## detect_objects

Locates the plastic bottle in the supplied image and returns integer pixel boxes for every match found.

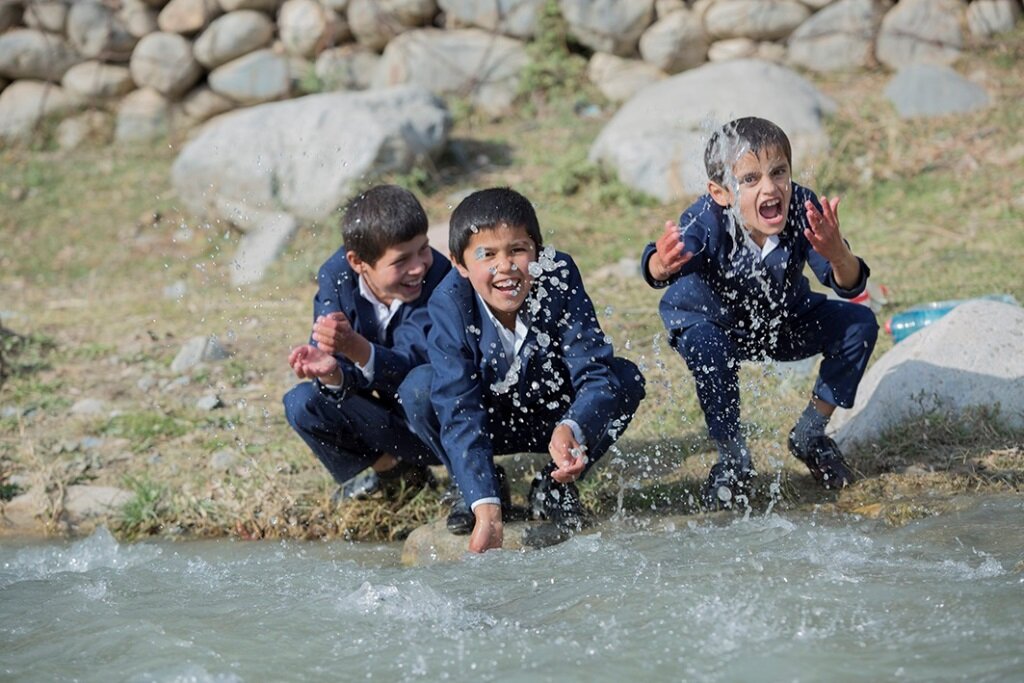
[886,294,1019,343]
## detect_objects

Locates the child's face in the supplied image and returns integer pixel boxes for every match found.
[350,233,433,305]
[454,223,537,330]
[709,146,792,247]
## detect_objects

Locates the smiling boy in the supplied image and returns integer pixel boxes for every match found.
[284,185,450,502]
[641,117,878,510]
[399,187,645,553]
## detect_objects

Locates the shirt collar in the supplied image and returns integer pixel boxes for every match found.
[358,276,403,337]
[477,293,528,360]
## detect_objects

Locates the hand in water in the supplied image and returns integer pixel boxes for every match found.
[469,503,503,553]
[288,344,340,383]
[549,423,586,483]
[650,220,695,281]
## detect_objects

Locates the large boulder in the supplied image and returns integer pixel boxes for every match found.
[278,0,337,58]
[158,0,222,34]
[170,85,451,230]
[0,80,75,143]
[832,300,1024,448]
[788,0,890,73]
[373,28,528,116]
[876,0,966,69]
[966,0,1022,38]
[638,7,708,73]
[0,28,80,81]
[67,0,138,62]
[589,59,835,202]
[193,9,276,69]
[587,52,666,103]
[438,0,546,39]
[129,32,203,99]
[61,61,135,102]
[559,0,655,56]
[401,518,572,565]
[115,87,173,142]
[23,1,69,33]
[884,64,990,119]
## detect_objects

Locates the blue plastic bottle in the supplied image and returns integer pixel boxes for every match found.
[886,294,1019,343]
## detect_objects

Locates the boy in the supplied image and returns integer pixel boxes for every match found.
[641,117,878,511]
[399,187,645,553]
[283,185,450,502]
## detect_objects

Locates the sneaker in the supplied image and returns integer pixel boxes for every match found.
[333,461,436,504]
[444,465,512,536]
[700,462,755,512]
[528,463,589,532]
[788,429,855,490]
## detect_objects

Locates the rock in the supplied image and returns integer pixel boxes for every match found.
[170,85,450,229]
[884,63,990,118]
[315,45,380,90]
[22,1,69,32]
[193,9,275,69]
[219,0,281,10]
[121,0,161,38]
[0,80,75,143]
[638,7,708,73]
[63,485,135,528]
[196,392,222,410]
[788,0,890,73]
[832,300,1024,448]
[589,59,835,201]
[230,211,299,285]
[655,0,686,18]
[875,0,966,69]
[966,0,1022,38]
[177,84,236,125]
[61,61,135,102]
[170,335,231,373]
[279,0,335,58]
[703,0,810,40]
[438,0,545,39]
[130,32,203,99]
[56,110,112,150]
[590,257,640,280]
[707,37,757,61]
[401,518,572,565]
[207,48,292,104]
[586,52,666,103]
[209,448,238,471]
[158,0,222,34]
[67,0,138,62]
[0,28,80,81]
[560,0,655,57]
[137,374,158,391]
[0,2,22,32]
[347,0,437,51]
[373,28,528,116]
[115,87,173,142]
[70,398,106,416]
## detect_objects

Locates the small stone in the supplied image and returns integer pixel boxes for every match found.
[137,374,157,392]
[196,393,222,411]
[70,398,106,416]
[209,448,238,471]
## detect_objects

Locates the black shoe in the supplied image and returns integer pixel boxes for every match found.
[334,461,436,504]
[444,465,512,536]
[788,430,855,490]
[528,463,588,532]
[700,462,755,511]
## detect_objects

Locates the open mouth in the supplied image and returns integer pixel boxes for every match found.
[493,278,522,297]
[758,198,784,223]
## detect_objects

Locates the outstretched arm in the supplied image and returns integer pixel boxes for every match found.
[647,221,695,281]
[804,196,861,289]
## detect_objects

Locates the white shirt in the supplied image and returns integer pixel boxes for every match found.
[742,232,780,262]
[322,276,403,389]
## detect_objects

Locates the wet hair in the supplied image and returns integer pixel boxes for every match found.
[341,184,428,265]
[704,117,793,186]
[448,187,543,266]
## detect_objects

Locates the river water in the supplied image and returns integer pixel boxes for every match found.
[2,494,1022,682]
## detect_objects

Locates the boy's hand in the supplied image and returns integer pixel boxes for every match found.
[469,503,503,553]
[549,424,586,484]
[288,344,341,383]
[312,312,372,366]
[804,196,862,289]
[649,220,694,281]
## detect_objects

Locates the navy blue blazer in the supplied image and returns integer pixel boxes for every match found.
[641,182,869,348]
[311,246,450,402]
[427,251,624,504]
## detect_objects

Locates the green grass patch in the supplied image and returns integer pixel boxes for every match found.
[102,412,189,450]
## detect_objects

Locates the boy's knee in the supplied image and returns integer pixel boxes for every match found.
[847,304,879,348]
[282,382,316,428]
[679,322,731,364]
[611,357,646,411]
[398,365,434,423]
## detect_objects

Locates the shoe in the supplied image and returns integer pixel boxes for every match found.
[700,462,755,512]
[445,465,512,536]
[788,429,855,490]
[334,461,436,504]
[528,462,588,532]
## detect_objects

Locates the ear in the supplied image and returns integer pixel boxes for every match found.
[345,250,364,273]
[450,254,470,279]
[708,180,732,208]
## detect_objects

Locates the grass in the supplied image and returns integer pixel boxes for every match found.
[1,27,1022,541]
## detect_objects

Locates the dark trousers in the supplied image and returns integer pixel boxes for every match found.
[282,382,438,484]
[399,357,646,479]
[674,300,878,442]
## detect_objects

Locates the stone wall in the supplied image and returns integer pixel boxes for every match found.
[0,0,1021,146]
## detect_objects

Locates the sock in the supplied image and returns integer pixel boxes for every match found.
[715,433,751,471]
[792,401,830,450]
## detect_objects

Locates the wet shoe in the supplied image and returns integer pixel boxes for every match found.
[528,462,589,532]
[700,462,755,512]
[444,466,512,536]
[788,429,855,490]
[333,461,436,504]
